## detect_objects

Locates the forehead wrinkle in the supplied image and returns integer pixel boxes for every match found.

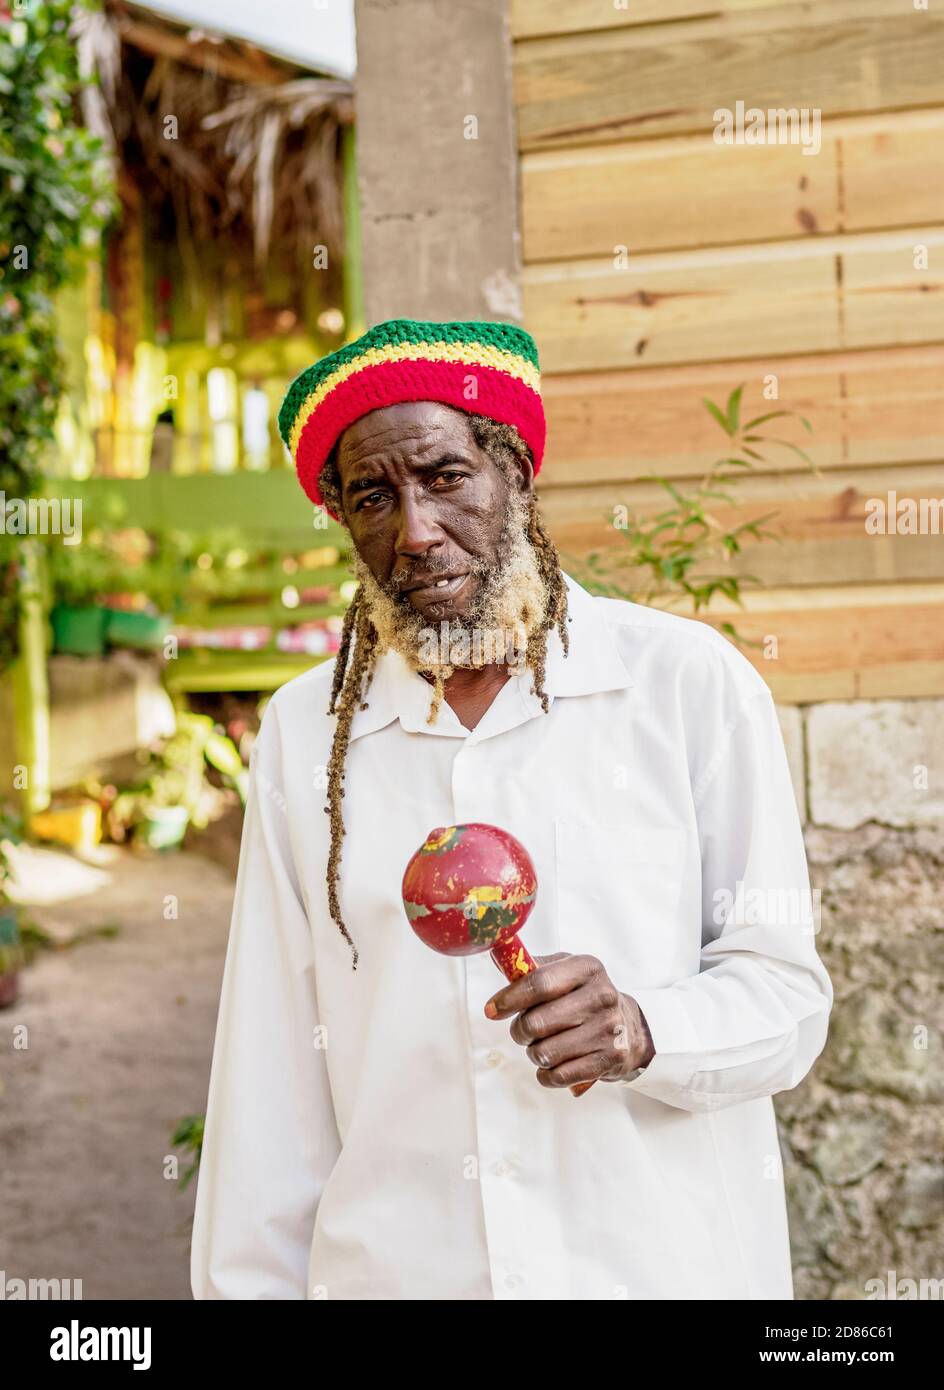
[345,420,468,458]
[339,424,483,491]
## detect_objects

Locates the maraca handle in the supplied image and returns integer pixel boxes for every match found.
[489,935,597,1099]
[490,934,536,981]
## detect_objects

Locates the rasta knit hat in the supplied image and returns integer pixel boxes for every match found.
[277,318,546,519]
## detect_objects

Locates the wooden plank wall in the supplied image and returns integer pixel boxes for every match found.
[511,0,944,700]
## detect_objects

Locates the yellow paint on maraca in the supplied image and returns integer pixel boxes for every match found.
[463,884,502,919]
[424,827,457,853]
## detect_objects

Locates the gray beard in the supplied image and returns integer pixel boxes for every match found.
[352,496,549,677]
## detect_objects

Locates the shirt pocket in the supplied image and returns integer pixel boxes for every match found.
[554,820,687,986]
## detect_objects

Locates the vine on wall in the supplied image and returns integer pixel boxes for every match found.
[0,0,113,668]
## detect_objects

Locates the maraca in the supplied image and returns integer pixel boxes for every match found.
[402,823,595,1097]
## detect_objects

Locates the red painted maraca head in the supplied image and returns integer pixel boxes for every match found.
[402,823,537,958]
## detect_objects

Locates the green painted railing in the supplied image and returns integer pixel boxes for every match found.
[39,472,353,695]
[41,471,346,547]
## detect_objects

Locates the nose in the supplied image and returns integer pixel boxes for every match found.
[394,485,444,560]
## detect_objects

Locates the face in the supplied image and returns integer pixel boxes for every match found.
[335,400,534,620]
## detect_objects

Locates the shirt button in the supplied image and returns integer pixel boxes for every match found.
[485,1050,503,1068]
[493,1158,513,1178]
[504,1274,519,1291]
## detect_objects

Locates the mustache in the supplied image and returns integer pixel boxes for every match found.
[374,502,525,601]
[386,554,492,595]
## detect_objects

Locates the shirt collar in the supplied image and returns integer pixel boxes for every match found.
[345,570,633,742]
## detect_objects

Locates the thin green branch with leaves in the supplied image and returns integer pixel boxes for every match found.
[573,385,815,642]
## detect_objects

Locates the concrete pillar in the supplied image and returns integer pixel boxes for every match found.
[353,0,522,325]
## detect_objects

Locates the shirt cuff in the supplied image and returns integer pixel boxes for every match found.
[617,984,702,1095]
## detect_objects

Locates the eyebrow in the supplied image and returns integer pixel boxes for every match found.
[343,451,476,498]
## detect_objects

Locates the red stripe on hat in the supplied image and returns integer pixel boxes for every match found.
[295,358,546,517]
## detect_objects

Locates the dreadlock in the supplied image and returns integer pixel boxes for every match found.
[319,412,570,970]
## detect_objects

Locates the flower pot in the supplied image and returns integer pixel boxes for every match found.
[50,604,107,656]
[0,908,23,1009]
[103,608,171,651]
[134,805,190,851]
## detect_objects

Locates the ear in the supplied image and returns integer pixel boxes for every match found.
[513,450,535,497]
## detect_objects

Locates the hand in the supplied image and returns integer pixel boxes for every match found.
[483,952,656,1091]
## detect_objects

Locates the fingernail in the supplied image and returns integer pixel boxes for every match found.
[484,1001,498,1019]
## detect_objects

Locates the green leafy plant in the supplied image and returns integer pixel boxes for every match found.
[0,804,23,899]
[43,527,122,608]
[0,805,25,978]
[43,524,273,617]
[170,1114,204,1191]
[108,712,248,841]
[574,386,814,640]
[43,522,177,613]
[0,0,115,667]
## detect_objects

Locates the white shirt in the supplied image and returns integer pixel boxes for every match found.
[190,571,832,1301]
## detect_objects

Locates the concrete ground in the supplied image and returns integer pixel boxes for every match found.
[0,828,240,1300]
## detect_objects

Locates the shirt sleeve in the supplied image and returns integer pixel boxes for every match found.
[190,694,341,1298]
[620,686,833,1112]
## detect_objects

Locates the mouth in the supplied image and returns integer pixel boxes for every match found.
[402,572,470,602]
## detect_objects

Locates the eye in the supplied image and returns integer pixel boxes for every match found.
[356,490,389,511]
[431,469,465,486]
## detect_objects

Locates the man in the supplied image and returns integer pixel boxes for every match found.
[191,318,832,1301]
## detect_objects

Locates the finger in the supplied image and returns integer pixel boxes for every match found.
[523,1020,602,1072]
[484,953,599,1020]
[508,980,603,1046]
[536,1049,611,1090]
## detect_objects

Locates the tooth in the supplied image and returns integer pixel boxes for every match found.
[435,579,449,587]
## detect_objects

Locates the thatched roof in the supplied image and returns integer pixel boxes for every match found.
[72,1,354,275]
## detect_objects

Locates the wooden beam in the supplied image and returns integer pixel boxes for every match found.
[523,228,944,373]
[539,345,944,482]
[539,461,944,520]
[554,571,944,699]
[522,110,944,263]
[695,600,944,701]
[115,12,297,86]
[514,1,944,150]
[511,0,792,42]
[541,468,944,588]
[644,580,944,614]
[567,580,944,700]
[842,112,944,234]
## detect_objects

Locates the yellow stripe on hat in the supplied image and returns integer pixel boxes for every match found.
[287,340,541,458]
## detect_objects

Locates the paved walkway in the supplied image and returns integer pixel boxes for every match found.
[0,839,236,1300]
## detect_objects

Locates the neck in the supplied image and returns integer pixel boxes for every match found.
[421,662,512,731]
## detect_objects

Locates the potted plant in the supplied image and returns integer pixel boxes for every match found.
[44,533,113,656]
[44,525,178,656]
[103,603,172,652]
[107,712,247,851]
[99,527,175,651]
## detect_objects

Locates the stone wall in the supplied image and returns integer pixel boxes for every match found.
[774,700,944,1300]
